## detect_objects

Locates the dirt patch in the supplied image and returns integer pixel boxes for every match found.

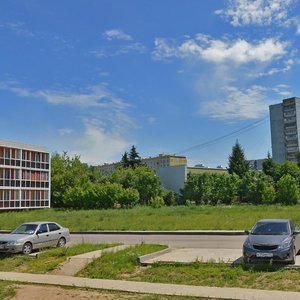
[10,284,145,300]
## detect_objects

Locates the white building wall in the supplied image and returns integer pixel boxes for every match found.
[155,165,187,194]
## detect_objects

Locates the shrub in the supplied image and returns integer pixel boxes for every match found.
[276,175,299,205]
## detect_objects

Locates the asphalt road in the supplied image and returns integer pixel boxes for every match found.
[70,233,246,249]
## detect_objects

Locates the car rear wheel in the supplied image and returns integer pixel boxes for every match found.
[22,242,33,255]
[57,237,66,247]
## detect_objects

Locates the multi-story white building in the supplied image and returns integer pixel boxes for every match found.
[270,97,300,164]
[0,140,50,210]
[99,154,187,175]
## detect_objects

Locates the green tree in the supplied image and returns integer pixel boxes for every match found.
[106,166,163,205]
[128,145,142,168]
[276,174,299,205]
[277,160,300,183]
[121,151,130,168]
[239,170,275,204]
[228,141,249,178]
[51,152,91,207]
[262,152,278,180]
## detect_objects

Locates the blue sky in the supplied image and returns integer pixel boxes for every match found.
[1,0,300,167]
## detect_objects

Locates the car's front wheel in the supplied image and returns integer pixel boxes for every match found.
[22,242,33,255]
[57,237,66,247]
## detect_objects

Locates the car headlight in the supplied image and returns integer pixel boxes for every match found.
[243,238,252,248]
[7,241,18,245]
[278,238,292,250]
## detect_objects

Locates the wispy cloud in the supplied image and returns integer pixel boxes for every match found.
[152,32,292,120]
[216,0,294,27]
[91,29,146,58]
[72,118,130,164]
[0,81,129,110]
[103,29,132,41]
[0,81,134,164]
[201,85,270,119]
[153,35,287,64]
[0,22,35,37]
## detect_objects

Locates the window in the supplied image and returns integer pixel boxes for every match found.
[38,224,48,233]
[48,223,60,231]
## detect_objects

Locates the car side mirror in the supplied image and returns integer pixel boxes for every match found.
[293,229,300,235]
[36,230,42,235]
[245,230,250,235]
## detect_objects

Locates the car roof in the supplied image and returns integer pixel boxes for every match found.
[21,221,58,225]
[256,219,290,223]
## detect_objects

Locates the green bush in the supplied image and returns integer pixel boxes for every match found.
[276,174,299,205]
[150,196,165,208]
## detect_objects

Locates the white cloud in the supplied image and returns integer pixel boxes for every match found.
[0,82,129,110]
[0,81,134,164]
[72,118,130,165]
[285,17,300,35]
[0,22,35,37]
[103,29,132,41]
[153,36,287,64]
[216,0,294,26]
[58,128,73,136]
[201,85,270,119]
[253,58,295,77]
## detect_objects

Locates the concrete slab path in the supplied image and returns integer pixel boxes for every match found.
[0,271,299,300]
[50,244,131,276]
[140,248,300,266]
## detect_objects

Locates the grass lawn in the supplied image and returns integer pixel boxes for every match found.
[1,205,300,231]
[78,244,300,292]
[0,243,117,274]
[0,281,15,300]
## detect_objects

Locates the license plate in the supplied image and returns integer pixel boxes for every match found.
[256,253,273,258]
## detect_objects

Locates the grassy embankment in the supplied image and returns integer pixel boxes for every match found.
[0,241,300,293]
[78,244,300,293]
[1,205,300,231]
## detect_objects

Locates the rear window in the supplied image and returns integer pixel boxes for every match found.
[48,223,60,232]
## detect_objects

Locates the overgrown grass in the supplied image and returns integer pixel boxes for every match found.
[78,244,166,279]
[0,281,15,299]
[1,205,300,231]
[0,243,117,274]
[78,244,300,292]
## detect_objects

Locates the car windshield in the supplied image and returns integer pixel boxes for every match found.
[251,222,290,235]
[12,224,38,235]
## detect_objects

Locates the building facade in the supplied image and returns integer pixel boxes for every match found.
[270,97,300,164]
[99,154,187,175]
[0,140,50,210]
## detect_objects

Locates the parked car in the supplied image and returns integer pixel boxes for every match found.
[0,222,70,255]
[243,219,300,264]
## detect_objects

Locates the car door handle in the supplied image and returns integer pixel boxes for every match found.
[46,235,49,237]
[59,233,61,235]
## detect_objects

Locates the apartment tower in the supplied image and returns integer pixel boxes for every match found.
[269,97,300,164]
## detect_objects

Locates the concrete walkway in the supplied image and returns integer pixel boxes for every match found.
[0,271,299,300]
[50,244,131,276]
[139,248,300,266]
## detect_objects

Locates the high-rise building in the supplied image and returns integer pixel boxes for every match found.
[0,140,50,210]
[269,97,300,164]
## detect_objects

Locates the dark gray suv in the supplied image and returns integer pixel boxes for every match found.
[243,219,300,264]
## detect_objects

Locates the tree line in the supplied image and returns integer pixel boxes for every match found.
[51,147,174,209]
[182,142,300,206]
[51,143,300,209]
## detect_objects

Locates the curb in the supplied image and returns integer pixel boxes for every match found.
[69,230,246,236]
[139,247,172,265]
[0,230,246,236]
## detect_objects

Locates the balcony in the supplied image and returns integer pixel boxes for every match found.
[284,117,297,124]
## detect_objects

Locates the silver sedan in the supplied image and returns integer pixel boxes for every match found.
[0,222,70,255]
